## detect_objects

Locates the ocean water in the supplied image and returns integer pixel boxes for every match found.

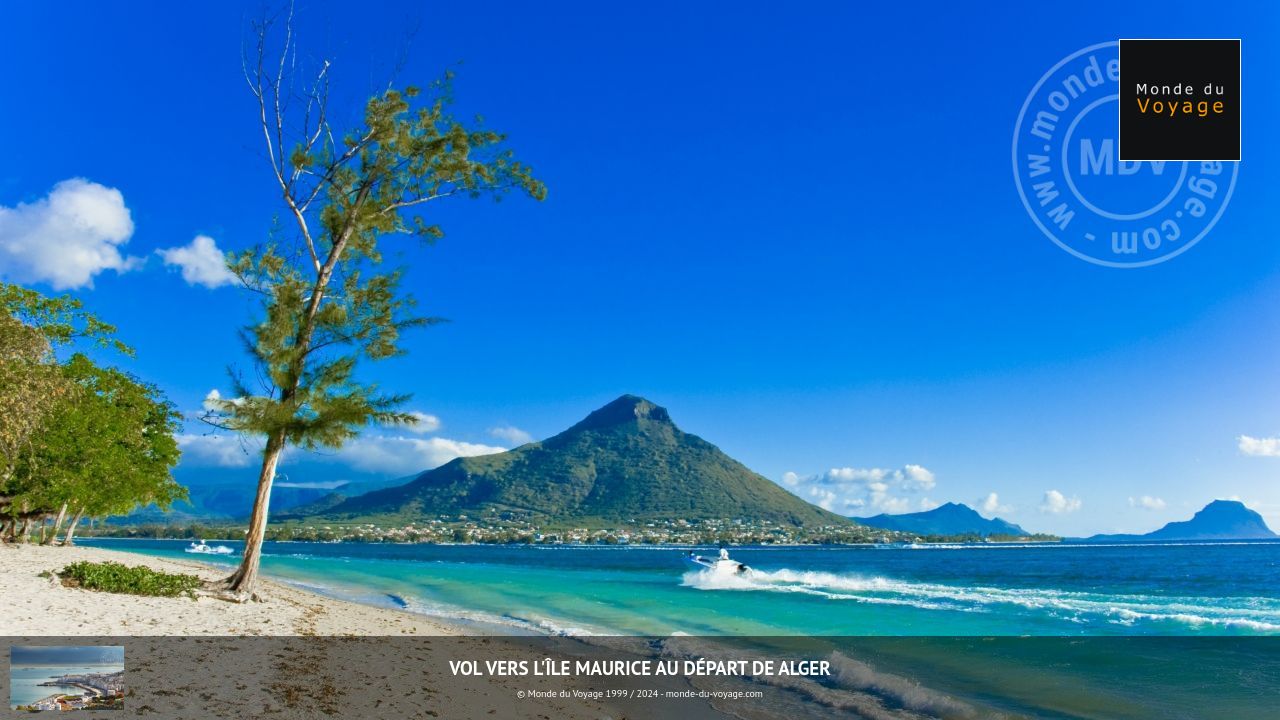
[9,664,122,708]
[80,539,1280,637]
[63,540,1280,717]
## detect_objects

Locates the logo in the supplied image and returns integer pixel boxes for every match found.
[1119,39,1240,162]
[1012,42,1237,268]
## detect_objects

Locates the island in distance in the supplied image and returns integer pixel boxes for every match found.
[856,502,1029,538]
[855,499,1278,543]
[1084,499,1277,542]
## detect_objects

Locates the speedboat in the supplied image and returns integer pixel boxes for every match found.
[684,548,751,576]
[185,540,234,555]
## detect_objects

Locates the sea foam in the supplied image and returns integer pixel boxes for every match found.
[682,567,1280,633]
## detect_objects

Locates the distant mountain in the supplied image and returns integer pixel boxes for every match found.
[1085,500,1277,542]
[856,502,1029,537]
[297,394,850,527]
[119,475,412,523]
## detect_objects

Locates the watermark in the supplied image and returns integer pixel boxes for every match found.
[1012,41,1238,268]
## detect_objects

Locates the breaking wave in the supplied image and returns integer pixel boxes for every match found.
[682,567,1280,633]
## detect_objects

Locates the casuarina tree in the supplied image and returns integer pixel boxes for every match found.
[203,8,544,598]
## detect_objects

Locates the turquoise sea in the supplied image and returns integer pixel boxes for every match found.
[72,539,1280,717]
[81,538,1280,636]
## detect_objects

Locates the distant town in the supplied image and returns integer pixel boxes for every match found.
[87,513,1061,546]
[15,670,124,713]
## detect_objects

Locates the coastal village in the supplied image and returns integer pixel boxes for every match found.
[276,516,900,545]
[90,512,1058,546]
[15,670,124,712]
[94,515,895,545]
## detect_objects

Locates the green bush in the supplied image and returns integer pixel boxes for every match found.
[58,561,201,598]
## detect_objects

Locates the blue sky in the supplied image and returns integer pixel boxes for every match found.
[2,1,1278,535]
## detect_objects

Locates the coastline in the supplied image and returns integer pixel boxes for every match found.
[6,541,1278,718]
[0,543,466,636]
[1,543,729,719]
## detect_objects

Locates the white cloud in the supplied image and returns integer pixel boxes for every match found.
[1039,490,1082,514]
[201,388,245,412]
[275,480,346,490]
[488,425,534,445]
[403,411,442,434]
[176,433,263,468]
[978,492,1011,515]
[1128,495,1167,511]
[157,235,235,288]
[0,178,138,289]
[782,464,938,515]
[1239,435,1280,457]
[324,435,506,475]
[901,464,936,490]
[177,426,504,476]
[202,389,224,412]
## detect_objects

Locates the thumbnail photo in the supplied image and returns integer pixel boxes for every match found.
[9,646,124,713]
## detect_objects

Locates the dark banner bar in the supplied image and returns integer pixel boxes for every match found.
[4,636,1278,719]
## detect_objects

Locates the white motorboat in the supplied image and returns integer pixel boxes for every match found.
[185,540,234,555]
[684,548,751,576]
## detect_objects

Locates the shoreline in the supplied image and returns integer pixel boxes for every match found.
[78,534,1070,547]
[0,543,729,718]
[0,543,468,636]
[82,533,1280,548]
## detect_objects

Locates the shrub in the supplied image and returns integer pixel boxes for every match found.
[58,561,201,598]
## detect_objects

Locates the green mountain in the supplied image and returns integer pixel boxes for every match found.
[302,395,850,527]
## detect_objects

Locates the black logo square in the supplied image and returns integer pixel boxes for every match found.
[1119,39,1240,161]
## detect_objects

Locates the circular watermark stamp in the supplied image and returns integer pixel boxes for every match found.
[1012,41,1238,268]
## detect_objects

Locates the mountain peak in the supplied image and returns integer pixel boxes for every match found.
[857,502,1028,537]
[570,394,672,431]
[314,394,847,527]
[1086,499,1276,542]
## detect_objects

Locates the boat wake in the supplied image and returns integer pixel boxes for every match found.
[184,540,234,555]
[682,567,1280,633]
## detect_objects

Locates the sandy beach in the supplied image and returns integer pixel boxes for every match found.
[2,543,702,719]
[0,542,463,636]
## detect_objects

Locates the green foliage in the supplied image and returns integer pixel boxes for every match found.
[58,561,200,598]
[210,16,546,589]
[316,395,851,528]
[83,523,238,540]
[0,312,67,477]
[209,75,545,454]
[9,355,185,520]
[1,281,132,480]
[0,282,132,355]
[1,285,180,534]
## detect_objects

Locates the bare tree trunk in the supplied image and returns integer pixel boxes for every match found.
[43,503,68,546]
[63,508,86,546]
[224,430,286,597]
[19,517,32,543]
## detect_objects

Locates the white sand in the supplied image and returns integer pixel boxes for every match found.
[0,542,462,636]
[0,542,729,718]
